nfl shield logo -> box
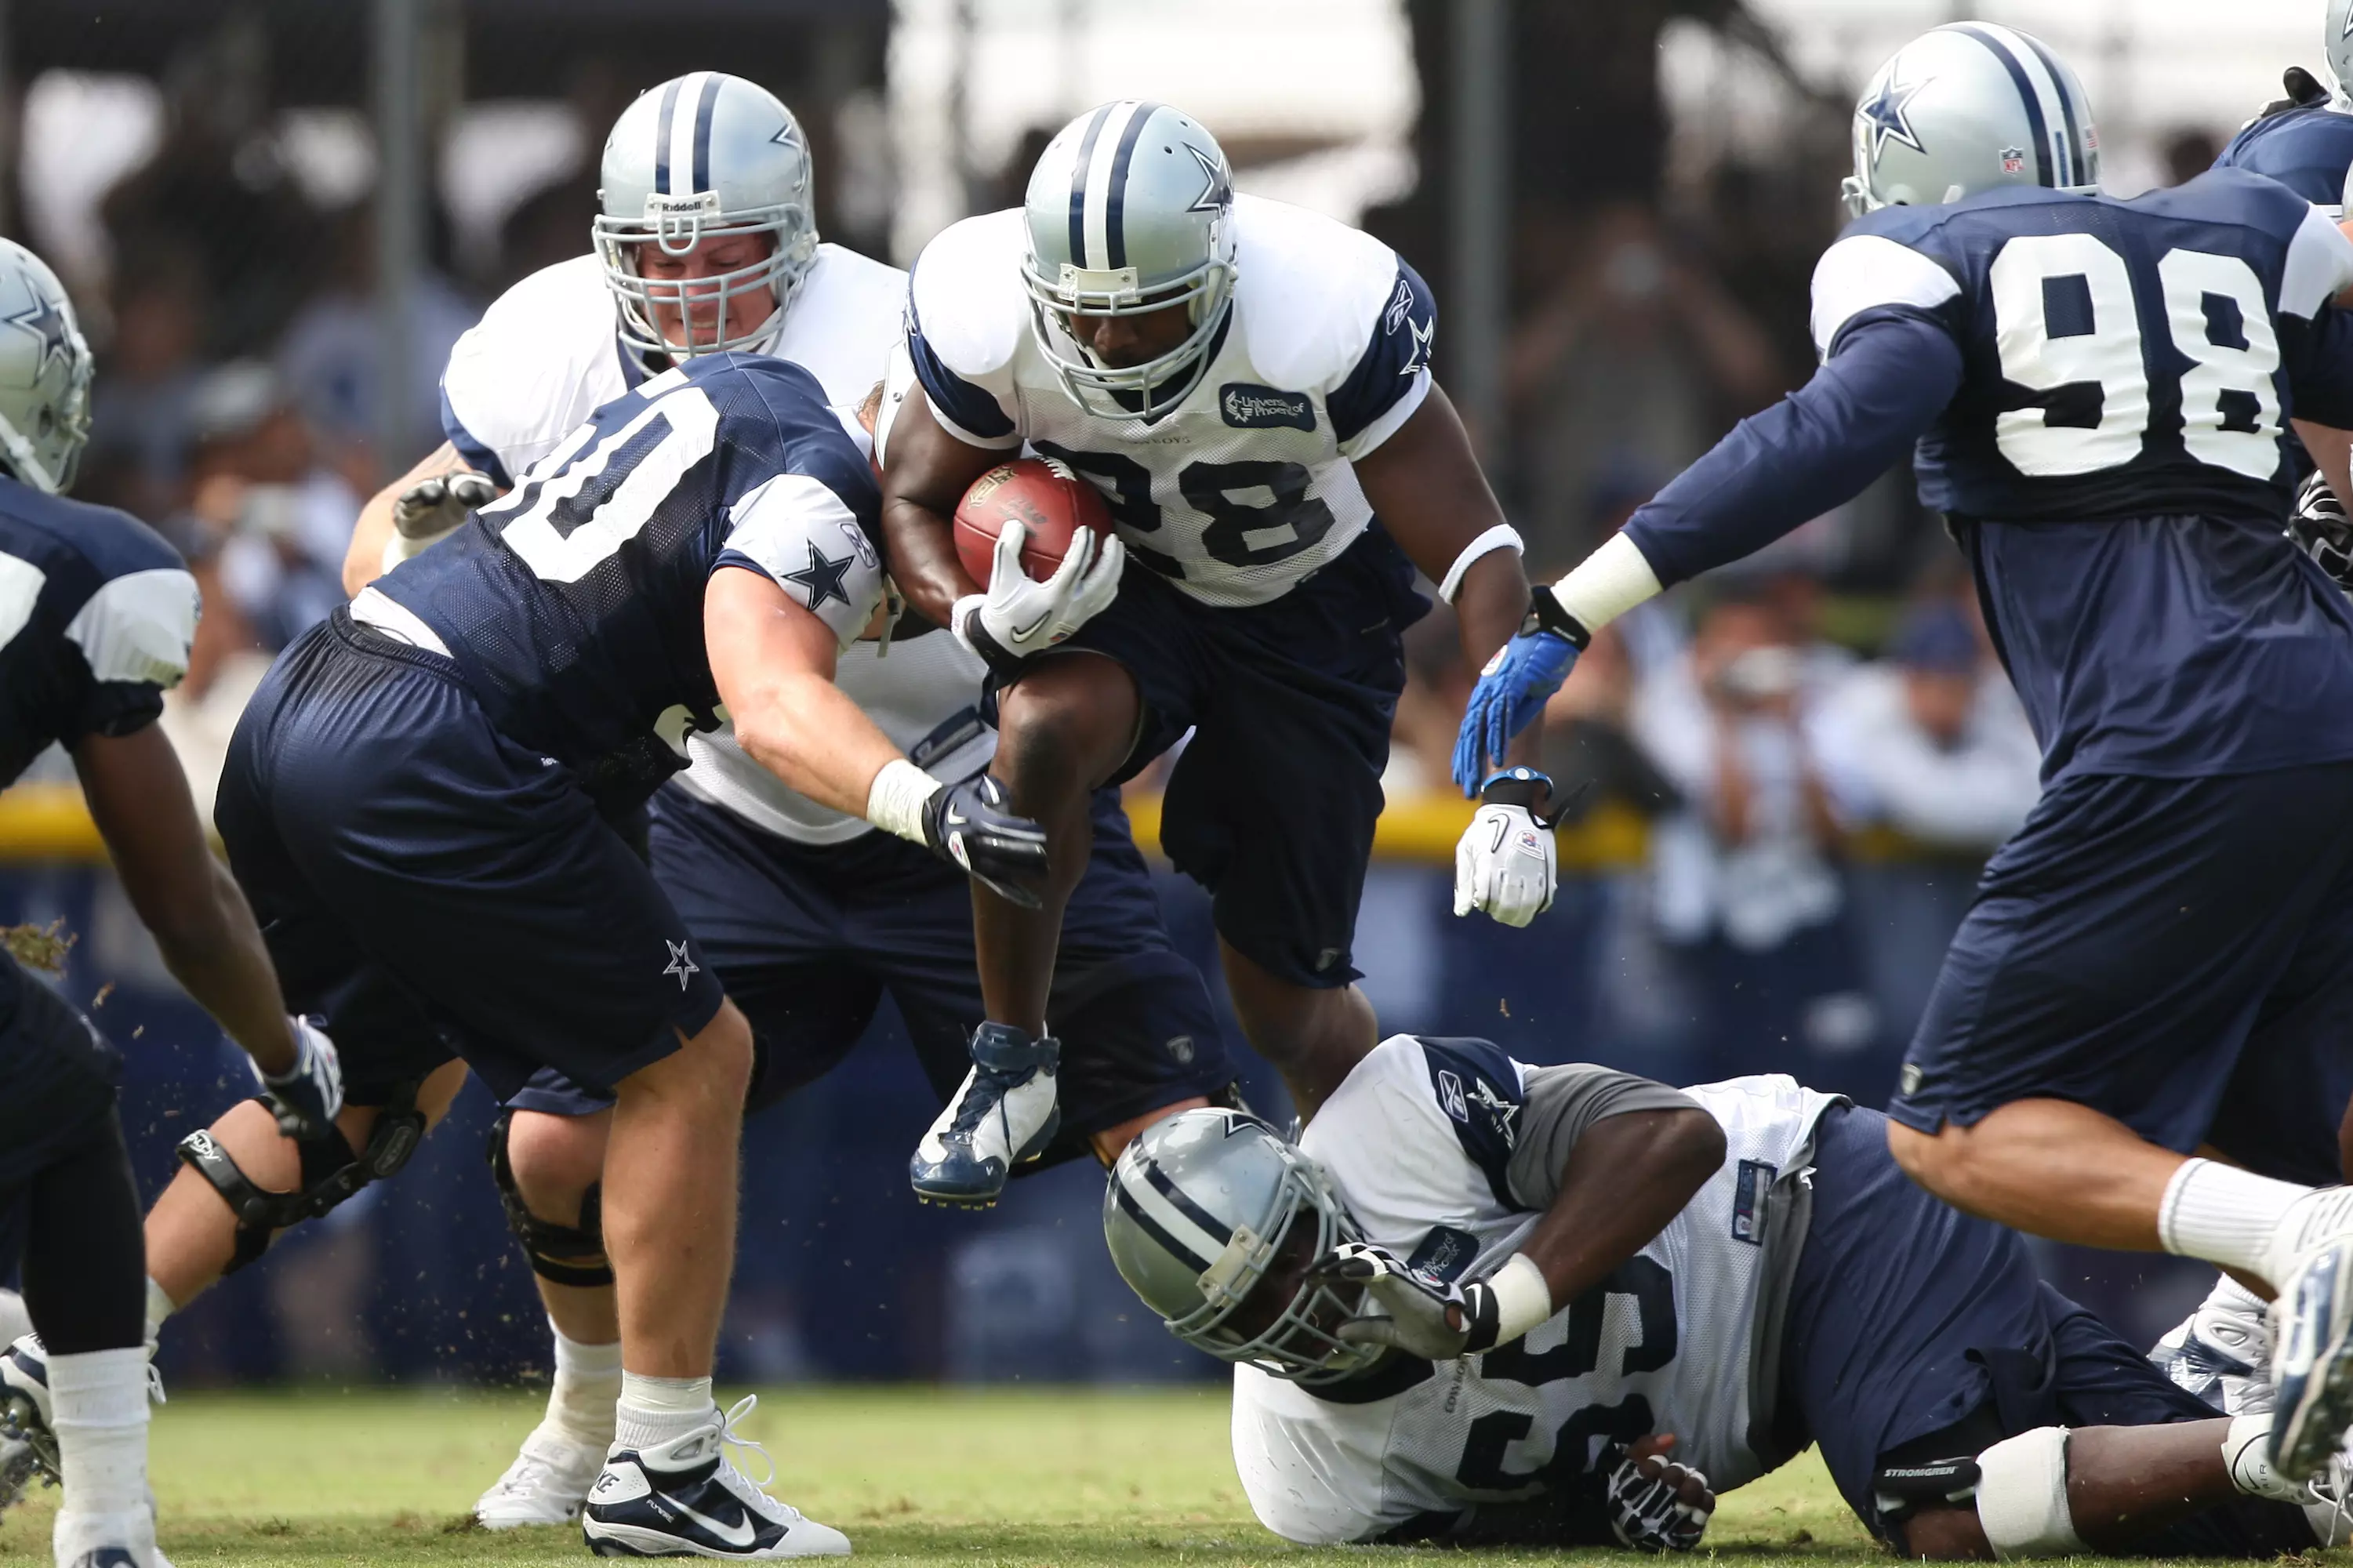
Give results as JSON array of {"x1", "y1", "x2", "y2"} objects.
[{"x1": 1999, "y1": 146, "x2": 2026, "y2": 175}]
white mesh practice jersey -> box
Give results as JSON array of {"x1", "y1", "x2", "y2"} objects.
[
  {"x1": 435, "y1": 245, "x2": 994, "y2": 844},
  {"x1": 905, "y1": 194, "x2": 1436, "y2": 608},
  {"x1": 1233, "y1": 1036, "x2": 1840, "y2": 1545}
]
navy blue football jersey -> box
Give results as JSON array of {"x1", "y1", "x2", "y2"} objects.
[
  {"x1": 2213, "y1": 102, "x2": 2353, "y2": 212},
  {"x1": 1622, "y1": 168, "x2": 2353, "y2": 782},
  {"x1": 373, "y1": 352, "x2": 884, "y2": 772},
  {"x1": 0, "y1": 477, "x2": 196, "y2": 789}
]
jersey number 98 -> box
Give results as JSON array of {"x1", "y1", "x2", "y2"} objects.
[{"x1": 1990, "y1": 235, "x2": 2281, "y2": 481}]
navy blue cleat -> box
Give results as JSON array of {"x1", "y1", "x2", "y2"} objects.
[
  {"x1": 2271, "y1": 1237, "x2": 2353, "y2": 1481},
  {"x1": 909, "y1": 1024, "x2": 1061, "y2": 1208},
  {"x1": 582, "y1": 1396, "x2": 848, "y2": 1559}
]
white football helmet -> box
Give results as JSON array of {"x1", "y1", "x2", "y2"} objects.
[
  {"x1": 0, "y1": 241, "x2": 91, "y2": 495},
  {"x1": 1841, "y1": 23, "x2": 2100, "y2": 220},
  {"x1": 2331, "y1": 0, "x2": 2353, "y2": 103},
  {"x1": 1019, "y1": 100, "x2": 1237, "y2": 419},
  {"x1": 594, "y1": 71, "x2": 819, "y2": 359}
]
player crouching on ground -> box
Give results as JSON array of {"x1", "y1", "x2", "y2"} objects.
[{"x1": 1106, "y1": 1040, "x2": 2351, "y2": 1555}]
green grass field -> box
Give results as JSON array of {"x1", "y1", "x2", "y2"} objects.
[{"x1": 0, "y1": 1387, "x2": 1880, "y2": 1566}]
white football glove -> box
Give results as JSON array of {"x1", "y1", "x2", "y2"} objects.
[
  {"x1": 952, "y1": 521, "x2": 1125, "y2": 674},
  {"x1": 251, "y1": 1016, "x2": 343, "y2": 1142},
  {"x1": 379, "y1": 469, "x2": 498, "y2": 573},
  {"x1": 1454, "y1": 768, "x2": 1557, "y2": 927},
  {"x1": 1604, "y1": 1439, "x2": 1713, "y2": 1552}
]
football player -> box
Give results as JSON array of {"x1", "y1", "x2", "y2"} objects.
[
  {"x1": 1106, "y1": 1051, "x2": 2349, "y2": 1555},
  {"x1": 0, "y1": 239, "x2": 341, "y2": 1568},
  {"x1": 332, "y1": 73, "x2": 1232, "y2": 1529},
  {"x1": 2210, "y1": 0, "x2": 2353, "y2": 215},
  {"x1": 881, "y1": 102, "x2": 1556, "y2": 1206},
  {"x1": 1451, "y1": 22, "x2": 2353, "y2": 1483},
  {"x1": 177, "y1": 347, "x2": 1028, "y2": 1559}
]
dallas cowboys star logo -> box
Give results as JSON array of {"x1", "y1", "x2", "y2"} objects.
[
  {"x1": 1183, "y1": 141, "x2": 1233, "y2": 214},
  {"x1": 1400, "y1": 313, "x2": 1435, "y2": 377},
  {"x1": 1858, "y1": 71, "x2": 1929, "y2": 160},
  {"x1": 781, "y1": 540, "x2": 853, "y2": 612},
  {"x1": 663, "y1": 938, "x2": 699, "y2": 992},
  {"x1": 5, "y1": 291, "x2": 73, "y2": 381}
]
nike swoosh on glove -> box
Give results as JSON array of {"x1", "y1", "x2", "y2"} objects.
[
  {"x1": 253, "y1": 1015, "x2": 343, "y2": 1141},
  {"x1": 1313, "y1": 1242, "x2": 1501, "y2": 1360},
  {"x1": 923, "y1": 774, "x2": 1050, "y2": 909},
  {"x1": 1451, "y1": 630, "x2": 1578, "y2": 796},
  {"x1": 952, "y1": 521, "x2": 1125, "y2": 677}
]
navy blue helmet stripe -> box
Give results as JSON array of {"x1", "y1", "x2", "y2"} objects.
[
  {"x1": 690, "y1": 72, "x2": 724, "y2": 194},
  {"x1": 652, "y1": 77, "x2": 685, "y2": 195},
  {"x1": 1068, "y1": 105, "x2": 1112, "y2": 268},
  {"x1": 2011, "y1": 30, "x2": 2086, "y2": 186},
  {"x1": 1143, "y1": 1158, "x2": 1235, "y2": 1246},
  {"x1": 1112, "y1": 1174, "x2": 1212, "y2": 1273},
  {"x1": 1103, "y1": 102, "x2": 1157, "y2": 270},
  {"x1": 1952, "y1": 25, "x2": 2053, "y2": 189}
]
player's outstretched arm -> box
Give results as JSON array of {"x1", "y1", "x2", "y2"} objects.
[
  {"x1": 72, "y1": 723, "x2": 303, "y2": 1082},
  {"x1": 877, "y1": 387, "x2": 1006, "y2": 627},
  {"x1": 706, "y1": 564, "x2": 1049, "y2": 904}
]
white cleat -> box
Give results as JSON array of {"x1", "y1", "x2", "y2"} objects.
[
  {"x1": 54, "y1": 1507, "x2": 173, "y2": 1568},
  {"x1": 582, "y1": 1396, "x2": 849, "y2": 1559},
  {"x1": 473, "y1": 1423, "x2": 606, "y2": 1529},
  {"x1": 908, "y1": 1024, "x2": 1060, "y2": 1209},
  {"x1": 2152, "y1": 1274, "x2": 2275, "y2": 1417},
  {"x1": 2224, "y1": 1413, "x2": 2353, "y2": 1546}
]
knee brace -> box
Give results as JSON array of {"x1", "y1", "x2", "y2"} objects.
[
  {"x1": 1974, "y1": 1427, "x2": 2082, "y2": 1559},
  {"x1": 485, "y1": 1111, "x2": 613, "y2": 1288},
  {"x1": 176, "y1": 1081, "x2": 427, "y2": 1275}
]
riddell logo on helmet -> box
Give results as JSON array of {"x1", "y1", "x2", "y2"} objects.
[
  {"x1": 641, "y1": 191, "x2": 723, "y2": 218},
  {"x1": 1218, "y1": 383, "x2": 1315, "y2": 432}
]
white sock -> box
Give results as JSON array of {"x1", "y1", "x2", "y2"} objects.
[
  {"x1": 543, "y1": 1321, "x2": 621, "y2": 1449},
  {"x1": 615, "y1": 1372, "x2": 714, "y2": 1452},
  {"x1": 48, "y1": 1348, "x2": 150, "y2": 1517},
  {"x1": 2159, "y1": 1159, "x2": 2353, "y2": 1290},
  {"x1": 143, "y1": 1279, "x2": 174, "y2": 1346}
]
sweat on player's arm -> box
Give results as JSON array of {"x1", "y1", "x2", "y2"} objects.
[{"x1": 1106, "y1": 1043, "x2": 2348, "y2": 1557}]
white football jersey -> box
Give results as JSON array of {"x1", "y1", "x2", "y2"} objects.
[
  {"x1": 905, "y1": 194, "x2": 1436, "y2": 609},
  {"x1": 434, "y1": 244, "x2": 993, "y2": 845},
  {"x1": 1232, "y1": 1036, "x2": 1839, "y2": 1545}
]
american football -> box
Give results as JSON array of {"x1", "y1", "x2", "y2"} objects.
[{"x1": 953, "y1": 456, "x2": 1115, "y2": 584}]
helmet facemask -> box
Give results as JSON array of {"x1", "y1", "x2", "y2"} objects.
[
  {"x1": 595, "y1": 196, "x2": 816, "y2": 360},
  {"x1": 1160, "y1": 1146, "x2": 1384, "y2": 1385},
  {"x1": 1022, "y1": 249, "x2": 1235, "y2": 421}
]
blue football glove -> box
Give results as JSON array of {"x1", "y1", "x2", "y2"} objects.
[{"x1": 1451, "y1": 588, "x2": 1587, "y2": 797}]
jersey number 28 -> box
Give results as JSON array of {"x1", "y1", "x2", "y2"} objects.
[{"x1": 1991, "y1": 235, "x2": 2280, "y2": 481}]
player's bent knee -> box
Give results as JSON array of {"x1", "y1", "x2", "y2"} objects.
[
  {"x1": 176, "y1": 1077, "x2": 432, "y2": 1275},
  {"x1": 487, "y1": 1110, "x2": 612, "y2": 1287},
  {"x1": 1974, "y1": 1428, "x2": 2082, "y2": 1559},
  {"x1": 503, "y1": 1108, "x2": 611, "y2": 1214},
  {"x1": 1897, "y1": 1504, "x2": 1995, "y2": 1561}
]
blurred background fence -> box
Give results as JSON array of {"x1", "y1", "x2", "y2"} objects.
[{"x1": 0, "y1": 0, "x2": 2326, "y2": 1386}]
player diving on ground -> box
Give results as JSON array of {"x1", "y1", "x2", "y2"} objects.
[
  {"x1": 1451, "y1": 20, "x2": 2353, "y2": 1484},
  {"x1": 1106, "y1": 1043, "x2": 2351, "y2": 1555}
]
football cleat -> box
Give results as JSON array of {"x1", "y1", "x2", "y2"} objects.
[
  {"x1": 2269, "y1": 1236, "x2": 2353, "y2": 1481},
  {"x1": 581, "y1": 1396, "x2": 848, "y2": 1559},
  {"x1": 474, "y1": 1423, "x2": 606, "y2": 1529},
  {"x1": 0, "y1": 1336, "x2": 165, "y2": 1505},
  {"x1": 909, "y1": 1023, "x2": 1060, "y2": 1208},
  {"x1": 2152, "y1": 1275, "x2": 2275, "y2": 1417},
  {"x1": 2224, "y1": 1413, "x2": 2353, "y2": 1546},
  {"x1": 53, "y1": 1507, "x2": 172, "y2": 1568}
]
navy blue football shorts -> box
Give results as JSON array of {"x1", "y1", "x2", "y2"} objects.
[
  {"x1": 1785, "y1": 1105, "x2": 2309, "y2": 1555},
  {"x1": 0, "y1": 960, "x2": 121, "y2": 1190},
  {"x1": 503, "y1": 782, "x2": 1232, "y2": 1171},
  {"x1": 1017, "y1": 525, "x2": 1428, "y2": 990},
  {"x1": 1889, "y1": 761, "x2": 2353, "y2": 1185},
  {"x1": 215, "y1": 612, "x2": 725, "y2": 1105}
]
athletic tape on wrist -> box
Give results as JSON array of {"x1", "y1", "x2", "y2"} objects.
[
  {"x1": 1549, "y1": 532, "x2": 1665, "y2": 633},
  {"x1": 867, "y1": 757, "x2": 942, "y2": 844},
  {"x1": 1488, "y1": 1253, "x2": 1554, "y2": 1345},
  {"x1": 1440, "y1": 524, "x2": 1523, "y2": 604}
]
